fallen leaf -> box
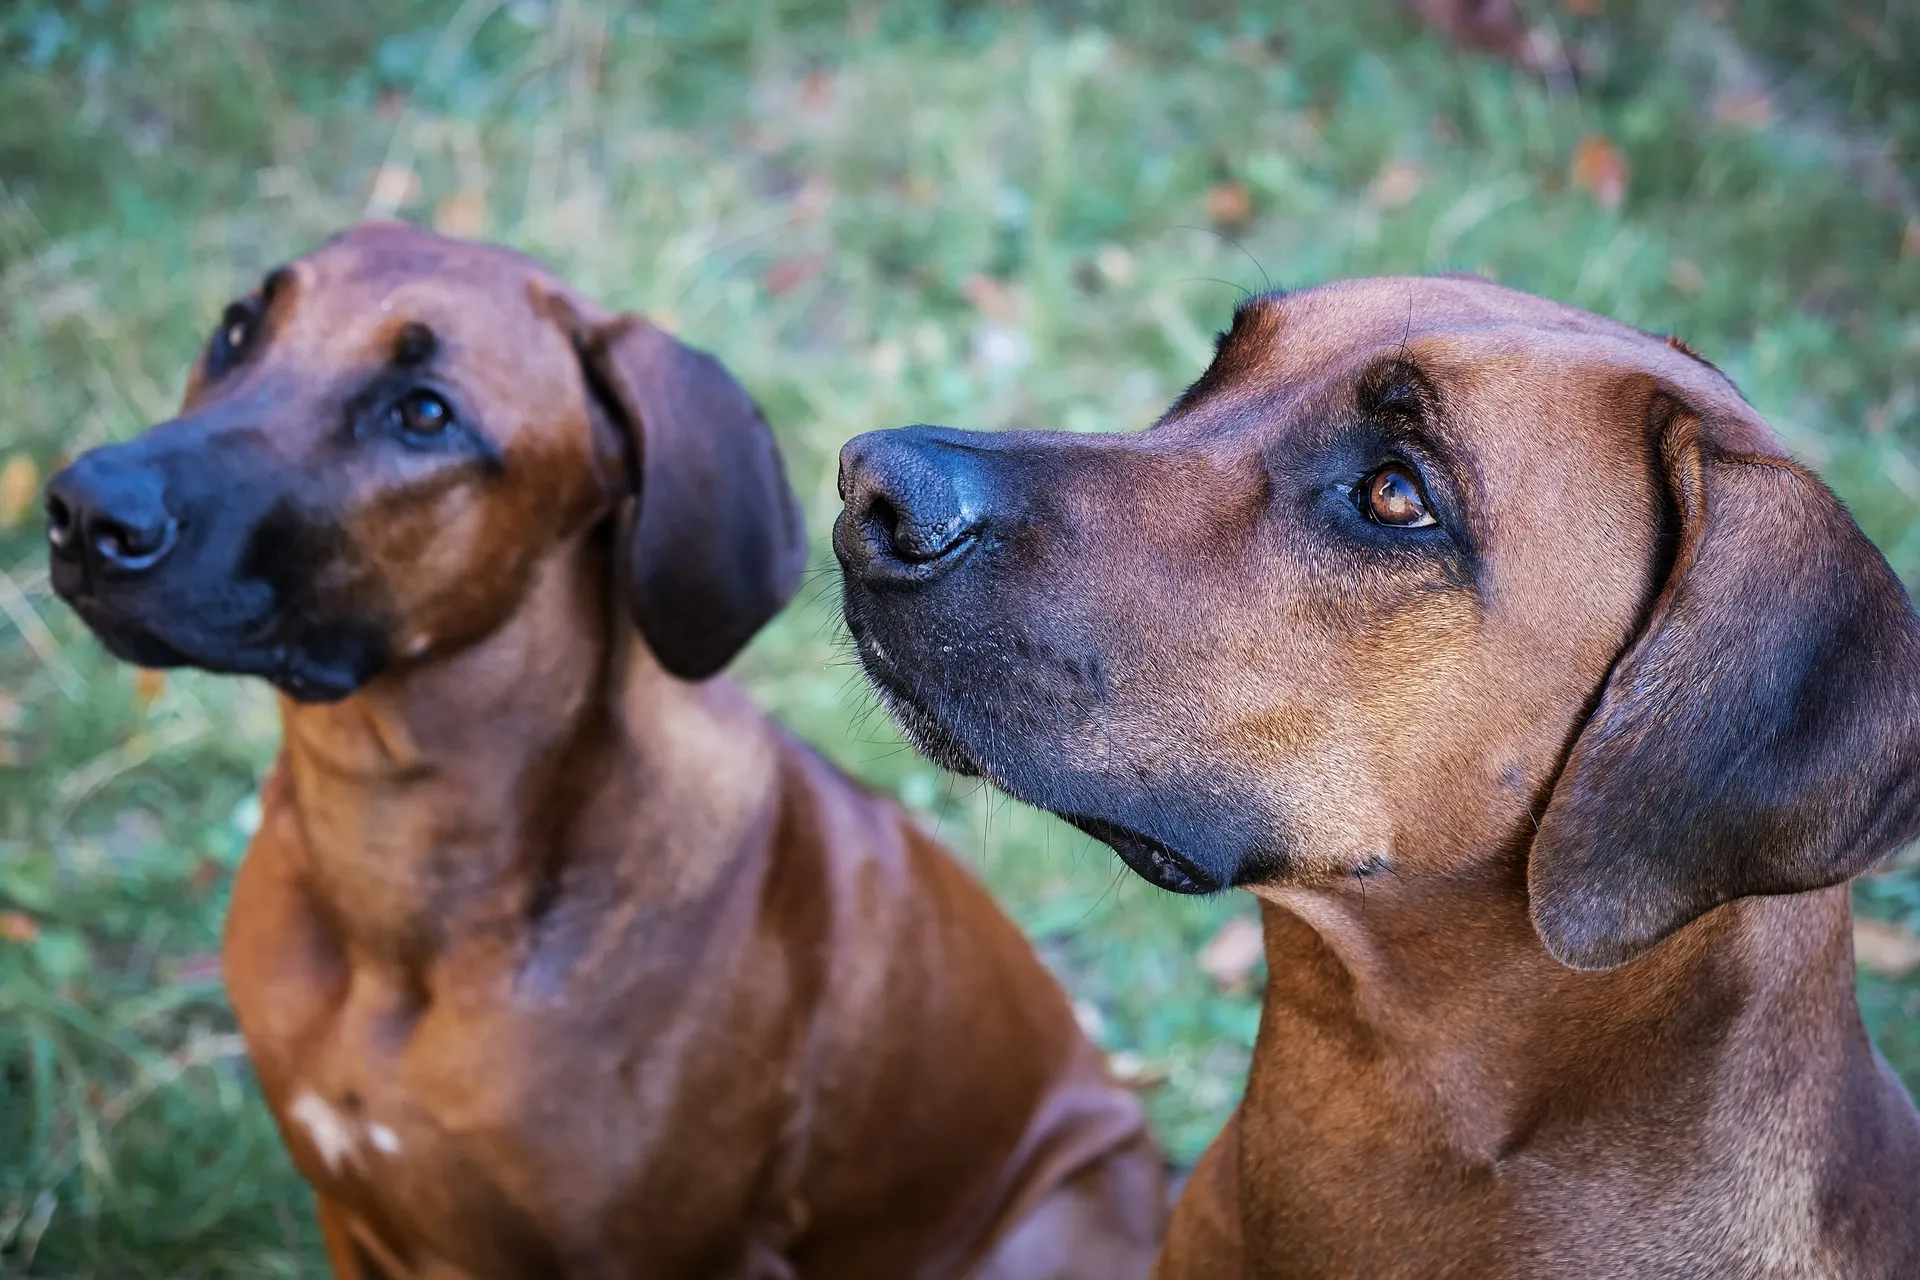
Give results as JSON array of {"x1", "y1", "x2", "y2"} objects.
[
  {"x1": 763, "y1": 253, "x2": 826, "y2": 296},
  {"x1": 133, "y1": 668, "x2": 167, "y2": 707},
  {"x1": 1095, "y1": 244, "x2": 1136, "y2": 287},
  {"x1": 1560, "y1": 0, "x2": 1603, "y2": 15},
  {"x1": 171, "y1": 952, "x2": 224, "y2": 985},
  {"x1": 900, "y1": 176, "x2": 939, "y2": 206},
  {"x1": 1843, "y1": 12, "x2": 1897, "y2": 60},
  {"x1": 1856, "y1": 919, "x2": 1920, "y2": 977},
  {"x1": 1204, "y1": 181, "x2": 1254, "y2": 228},
  {"x1": 1368, "y1": 160, "x2": 1426, "y2": 211},
  {"x1": 790, "y1": 176, "x2": 834, "y2": 221},
  {"x1": 1107, "y1": 1050, "x2": 1168, "y2": 1090},
  {"x1": 799, "y1": 70, "x2": 836, "y2": 112},
  {"x1": 0, "y1": 911, "x2": 39, "y2": 945},
  {"x1": 367, "y1": 165, "x2": 421, "y2": 213},
  {"x1": 1902, "y1": 219, "x2": 1920, "y2": 261},
  {"x1": 1199, "y1": 914, "x2": 1264, "y2": 992},
  {"x1": 1711, "y1": 88, "x2": 1775, "y2": 130},
  {"x1": 1570, "y1": 134, "x2": 1629, "y2": 212},
  {"x1": 1668, "y1": 258, "x2": 1706, "y2": 296},
  {"x1": 963, "y1": 274, "x2": 1022, "y2": 324},
  {"x1": 1410, "y1": 0, "x2": 1528, "y2": 60},
  {"x1": 0, "y1": 454, "x2": 39, "y2": 528},
  {"x1": 433, "y1": 191, "x2": 486, "y2": 238}
]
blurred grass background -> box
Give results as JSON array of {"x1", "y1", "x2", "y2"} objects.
[{"x1": 1, "y1": 0, "x2": 1918, "y2": 1273}]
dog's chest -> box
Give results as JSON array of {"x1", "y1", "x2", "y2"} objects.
[{"x1": 223, "y1": 833, "x2": 804, "y2": 1276}]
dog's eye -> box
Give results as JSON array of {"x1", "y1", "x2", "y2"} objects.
[
  {"x1": 209, "y1": 302, "x2": 259, "y2": 374},
  {"x1": 1359, "y1": 465, "x2": 1435, "y2": 528},
  {"x1": 393, "y1": 389, "x2": 453, "y2": 437}
]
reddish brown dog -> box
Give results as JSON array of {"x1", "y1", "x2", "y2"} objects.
[
  {"x1": 45, "y1": 223, "x2": 1164, "y2": 1279},
  {"x1": 835, "y1": 276, "x2": 1920, "y2": 1277}
]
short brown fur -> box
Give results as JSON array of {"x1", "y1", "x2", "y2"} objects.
[
  {"x1": 834, "y1": 276, "x2": 1920, "y2": 1277},
  {"x1": 51, "y1": 224, "x2": 1164, "y2": 1279}
]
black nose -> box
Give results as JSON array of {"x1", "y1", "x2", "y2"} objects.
[
  {"x1": 836, "y1": 427, "x2": 991, "y2": 583},
  {"x1": 45, "y1": 451, "x2": 179, "y2": 576}
]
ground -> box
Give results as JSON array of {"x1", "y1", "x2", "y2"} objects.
[{"x1": 2, "y1": 1, "x2": 1918, "y2": 1274}]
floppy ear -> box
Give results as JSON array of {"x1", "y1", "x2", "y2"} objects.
[
  {"x1": 555, "y1": 300, "x2": 807, "y2": 681},
  {"x1": 1529, "y1": 397, "x2": 1920, "y2": 970}
]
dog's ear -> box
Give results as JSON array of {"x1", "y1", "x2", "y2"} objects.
[
  {"x1": 1528, "y1": 396, "x2": 1920, "y2": 970},
  {"x1": 538, "y1": 287, "x2": 807, "y2": 681}
]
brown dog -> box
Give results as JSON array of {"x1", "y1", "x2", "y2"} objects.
[
  {"x1": 45, "y1": 223, "x2": 1164, "y2": 1278},
  {"x1": 834, "y1": 275, "x2": 1920, "y2": 1277}
]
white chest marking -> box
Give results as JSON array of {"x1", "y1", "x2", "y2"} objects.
[
  {"x1": 290, "y1": 1091, "x2": 360, "y2": 1172},
  {"x1": 289, "y1": 1091, "x2": 404, "y2": 1170}
]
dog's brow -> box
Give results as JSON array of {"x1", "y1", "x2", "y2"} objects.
[
  {"x1": 393, "y1": 322, "x2": 438, "y2": 367},
  {"x1": 1356, "y1": 358, "x2": 1433, "y2": 419},
  {"x1": 261, "y1": 266, "x2": 293, "y2": 304}
]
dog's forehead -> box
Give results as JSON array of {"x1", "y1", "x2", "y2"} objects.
[
  {"x1": 1191, "y1": 276, "x2": 1774, "y2": 454},
  {"x1": 284, "y1": 224, "x2": 563, "y2": 349}
]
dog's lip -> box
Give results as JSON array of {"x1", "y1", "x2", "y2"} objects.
[
  {"x1": 58, "y1": 592, "x2": 359, "y2": 703},
  {"x1": 849, "y1": 633, "x2": 987, "y2": 777},
  {"x1": 1059, "y1": 812, "x2": 1218, "y2": 895},
  {"x1": 846, "y1": 621, "x2": 1221, "y2": 894}
]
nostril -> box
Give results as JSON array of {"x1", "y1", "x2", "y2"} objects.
[
  {"x1": 837, "y1": 430, "x2": 988, "y2": 578},
  {"x1": 861, "y1": 490, "x2": 976, "y2": 564},
  {"x1": 890, "y1": 508, "x2": 977, "y2": 563},
  {"x1": 90, "y1": 514, "x2": 178, "y2": 572},
  {"x1": 46, "y1": 494, "x2": 75, "y2": 551}
]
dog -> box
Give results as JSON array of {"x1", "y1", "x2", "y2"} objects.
[
  {"x1": 45, "y1": 222, "x2": 1165, "y2": 1279},
  {"x1": 834, "y1": 275, "x2": 1920, "y2": 1277}
]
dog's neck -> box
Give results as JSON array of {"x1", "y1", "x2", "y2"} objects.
[
  {"x1": 269, "y1": 530, "x2": 779, "y2": 973},
  {"x1": 1251, "y1": 867, "x2": 1885, "y2": 1192}
]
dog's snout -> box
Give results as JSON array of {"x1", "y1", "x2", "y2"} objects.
[
  {"x1": 45, "y1": 452, "x2": 179, "y2": 577},
  {"x1": 836, "y1": 428, "x2": 990, "y2": 583}
]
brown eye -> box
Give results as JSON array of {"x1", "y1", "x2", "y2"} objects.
[
  {"x1": 208, "y1": 302, "x2": 259, "y2": 376},
  {"x1": 393, "y1": 389, "x2": 453, "y2": 437},
  {"x1": 1362, "y1": 465, "x2": 1435, "y2": 528}
]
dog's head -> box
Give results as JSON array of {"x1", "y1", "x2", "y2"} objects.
[
  {"x1": 48, "y1": 222, "x2": 804, "y2": 701},
  {"x1": 836, "y1": 276, "x2": 1920, "y2": 969}
]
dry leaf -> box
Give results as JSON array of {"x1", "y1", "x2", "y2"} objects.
[
  {"x1": 1199, "y1": 914, "x2": 1264, "y2": 992},
  {"x1": 1711, "y1": 88, "x2": 1775, "y2": 131},
  {"x1": 790, "y1": 176, "x2": 834, "y2": 222},
  {"x1": 172, "y1": 952, "x2": 224, "y2": 985},
  {"x1": 1204, "y1": 181, "x2": 1254, "y2": 228},
  {"x1": 1368, "y1": 160, "x2": 1426, "y2": 211},
  {"x1": 1570, "y1": 134, "x2": 1629, "y2": 212},
  {"x1": 134, "y1": 668, "x2": 167, "y2": 707},
  {"x1": 1856, "y1": 919, "x2": 1920, "y2": 977},
  {"x1": 1560, "y1": 0, "x2": 1603, "y2": 15},
  {"x1": 1902, "y1": 219, "x2": 1920, "y2": 261},
  {"x1": 763, "y1": 253, "x2": 826, "y2": 296},
  {"x1": 963, "y1": 274, "x2": 1022, "y2": 324},
  {"x1": 367, "y1": 165, "x2": 421, "y2": 212},
  {"x1": 433, "y1": 191, "x2": 486, "y2": 238},
  {"x1": 1095, "y1": 244, "x2": 1136, "y2": 288},
  {"x1": 0, "y1": 911, "x2": 38, "y2": 945},
  {"x1": 1668, "y1": 258, "x2": 1706, "y2": 297},
  {"x1": 1107, "y1": 1050, "x2": 1168, "y2": 1090},
  {"x1": 0, "y1": 454, "x2": 39, "y2": 528},
  {"x1": 799, "y1": 70, "x2": 836, "y2": 112}
]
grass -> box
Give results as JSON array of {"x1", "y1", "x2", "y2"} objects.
[{"x1": 2, "y1": 1, "x2": 1918, "y2": 1274}]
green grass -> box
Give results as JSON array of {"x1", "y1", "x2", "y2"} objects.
[{"x1": 3, "y1": 1, "x2": 1918, "y2": 1274}]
